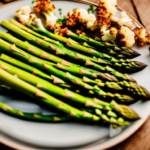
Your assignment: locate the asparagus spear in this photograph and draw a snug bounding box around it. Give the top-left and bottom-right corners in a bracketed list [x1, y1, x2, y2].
[11, 18, 139, 59]
[0, 69, 130, 126]
[66, 39, 147, 73]
[0, 82, 139, 121]
[1, 53, 148, 100]
[65, 31, 140, 58]
[0, 60, 101, 109]
[2, 51, 149, 101]
[27, 23, 139, 59]
[0, 101, 70, 122]
[10, 18, 68, 43]
[95, 79, 150, 100]
[0, 53, 77, 90]
[0, 69, 101, 122]
[82, 42, 138, 59]
[0, 39, 105, 91]
[2, 20, 135, 82]
[0, 81, 122, 119]
[8, 19, 127, 62]
[0, 60, 118, 119]
[0, 62, 140, 120]
[94, 99, 140, 120]
[0, 31, 118, 82]
[0, 40, 138, 102]
[26, 24, 131, 59]
[9, 19, 145, 73]
[6, 20, 112, 66]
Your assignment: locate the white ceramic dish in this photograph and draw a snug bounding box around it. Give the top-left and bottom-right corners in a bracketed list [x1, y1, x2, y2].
[0, 0, 150, 149]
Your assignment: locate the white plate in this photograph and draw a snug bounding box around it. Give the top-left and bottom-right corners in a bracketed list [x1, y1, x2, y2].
[0, 0, 150, 149]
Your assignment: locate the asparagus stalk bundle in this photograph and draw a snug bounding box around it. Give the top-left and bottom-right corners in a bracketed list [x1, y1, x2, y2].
[0, 40, 139, 102]
[0, 101, 70, 122]
[0, 39, 106, 92]
[11, 18, 139, 59]
[95, 79, 150, 100]
[0, 31, 118, 82]
[0, 60, 116, 119]
[9, 19, 128, 63]
[65, 39, 147, 73]
[28, 25, 135, 59]
[1, 53, 148, 100]
[82, 42, 136, 59]
[0, 69, 131, 126]
[26, 23, 140, 59]
[0, 80, 127, 120]
[0, 80, 118, 119]
[9, 20, 62, 46]
[0, 53, 77, 90]
[0, 62, 140, 121]
[9, 19, 146, 73]
[65, 30, 140, 59]
[10, 19, 70, 44]
[0, 60, 102, 110]
[1, 20, 135, 82]
[0, 69, 101, 122]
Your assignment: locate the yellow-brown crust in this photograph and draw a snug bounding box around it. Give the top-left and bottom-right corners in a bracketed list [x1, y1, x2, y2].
[134, 27, 150, 46]
[54, 22, 68, 36]
[97, 2, 108, 17]
[96, 16, 111, 27]
[59, 27, 68, 36]
[76, 29, 85, 35]
[66, 9, 79, 27]
[33, 0, 55, 13]
[116, 31, 126, 46]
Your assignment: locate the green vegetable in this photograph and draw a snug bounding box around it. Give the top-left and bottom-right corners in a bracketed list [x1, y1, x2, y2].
[0, 68, 139, 121]
[1, 53, 149, 100]
[32, 0, 36, 4]
[0, 53, 76, 90]
[66, 38, 147, 73]
[96, 79, 150, 100]
[2, 20, 135, 82]
[66, 31, 141, 59]
[82, 42, 135, 59]
[0, 69, 131, 126]
[0, 40, 137, 102]
[0, 101, 70, 122]
[0, 60, 102, 110]
[56, 18, 67, 25]
[0, 31, 118, 82]
[87, 5, 96, 14]
[0, 69, 101, 122]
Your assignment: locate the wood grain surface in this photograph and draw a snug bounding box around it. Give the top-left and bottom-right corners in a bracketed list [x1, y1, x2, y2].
[0, 0, 150, 150]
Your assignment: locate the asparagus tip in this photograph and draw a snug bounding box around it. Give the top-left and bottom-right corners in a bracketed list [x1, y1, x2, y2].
[140, 86, 150, 100]
[123, 61, 147, 73]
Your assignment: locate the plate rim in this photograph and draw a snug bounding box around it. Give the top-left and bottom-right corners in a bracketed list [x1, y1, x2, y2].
[0, 0, 150, 150]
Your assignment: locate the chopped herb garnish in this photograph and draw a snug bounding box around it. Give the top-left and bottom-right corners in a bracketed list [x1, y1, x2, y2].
[56, 18, 67, 25]
[58, 8, 62, 15]
[58, 8, 62, 11]
[72, 9, 75, 12]
[32, 0, 36, 4]
[87, 5, 96, 14]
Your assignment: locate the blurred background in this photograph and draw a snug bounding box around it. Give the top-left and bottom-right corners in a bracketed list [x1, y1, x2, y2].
[0, 0, 150, 150]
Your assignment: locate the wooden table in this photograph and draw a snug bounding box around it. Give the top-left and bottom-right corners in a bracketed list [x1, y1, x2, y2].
[0, 0, 150, 150]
